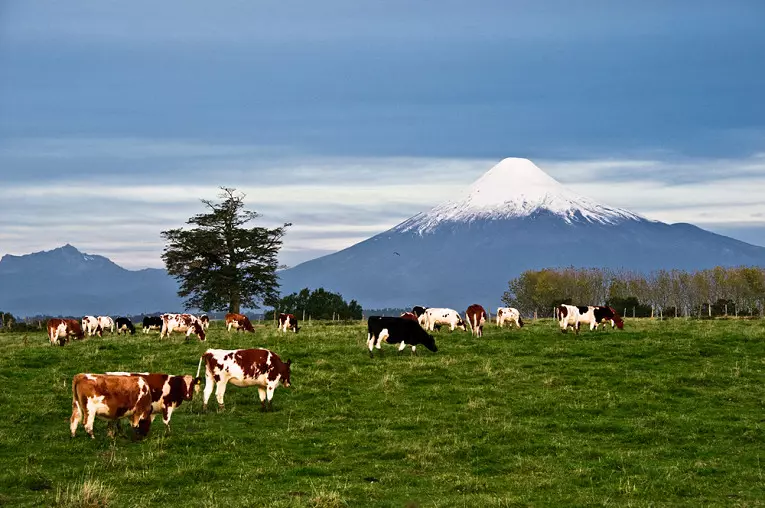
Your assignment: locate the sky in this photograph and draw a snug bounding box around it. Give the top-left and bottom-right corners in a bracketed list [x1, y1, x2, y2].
[1, 1, 764, 269]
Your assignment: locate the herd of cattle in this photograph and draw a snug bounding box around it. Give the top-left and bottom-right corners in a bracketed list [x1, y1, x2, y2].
[45, 303, 621, 439]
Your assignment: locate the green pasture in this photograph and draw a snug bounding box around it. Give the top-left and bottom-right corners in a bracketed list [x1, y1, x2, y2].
[0, 318, 763, 507]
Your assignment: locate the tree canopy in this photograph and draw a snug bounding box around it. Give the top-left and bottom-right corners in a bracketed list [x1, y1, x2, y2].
[267, 287, 363, 320]
[161, 187, 290, 313]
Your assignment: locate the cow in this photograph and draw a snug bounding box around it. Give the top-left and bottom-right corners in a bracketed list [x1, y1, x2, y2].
[594, 306, 625, 330]
[225, 313, 255, 333]
[399, 312, 419, 322]
[115, 317, 136, 335]
[160, 313, 206, 341]
[97, 316, 115, 334]
[557, 304, 581, 333]
[196, 348, 292, 412]
[142, 316, 163, 333]
[70, 373, 153, 439]
[199, 314, 210, 330]
[81, 316, 102, 337]
[411, 306, 429, 327]
[496, 307, 524, 328]
[278, 313, 299, 333]
[423, 308, 467, 332]
[367, 316, 438, 357]
[105, 372, 200, 430]
[47, 318, 85, 346]
[465, 304, 487, 338]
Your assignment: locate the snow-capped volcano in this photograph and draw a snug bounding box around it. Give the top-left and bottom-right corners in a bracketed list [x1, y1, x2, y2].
[398, 157, 644, 233]
[278, 157, 765, 310]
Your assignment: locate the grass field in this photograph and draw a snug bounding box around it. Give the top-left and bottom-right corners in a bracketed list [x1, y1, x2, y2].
[0, 317, 764, 507]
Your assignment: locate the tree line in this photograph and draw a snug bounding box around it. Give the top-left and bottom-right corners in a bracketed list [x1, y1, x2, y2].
[502, 266, 765, 318]
[265, 288, 363, 321]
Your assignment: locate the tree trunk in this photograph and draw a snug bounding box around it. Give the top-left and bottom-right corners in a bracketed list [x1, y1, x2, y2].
[229, 294, 240, 315]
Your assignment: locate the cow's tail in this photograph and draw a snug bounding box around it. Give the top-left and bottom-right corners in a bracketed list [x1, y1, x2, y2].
[195, 354, 205, 379]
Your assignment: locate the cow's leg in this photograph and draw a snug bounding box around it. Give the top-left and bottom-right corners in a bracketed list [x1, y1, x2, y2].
[202, 375, 215, 411]
[411, 345, 417, 356]
[265, 382, 277, 411]
[258, 387, 267, 411]
[70, 400, 82, 437]
[215, 378, 228, 410]
[162, 405, 174, 431]
[367, 333, 376, 357]
[84, 401, 97, 439]
[398, 341, 407, 355]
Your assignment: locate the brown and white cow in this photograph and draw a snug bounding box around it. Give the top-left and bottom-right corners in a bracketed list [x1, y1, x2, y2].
[105, 372, 200, 430]
[465, 304, 487, 337]
[197, 348, 291, 411]
[199, 314, 210, 330]
[423, 308, 467, 332]
[70, 373, 153, 439]
[81, 316, 103, 337]
[278, 313, 299, 333]
[225, 313, 255, 333]
[496, 307, 524, 328]
[576, 305, 625, 332]
[160, 313, 206, 341]
[97, 316, 115, 334]
[48, 318, 85, 346]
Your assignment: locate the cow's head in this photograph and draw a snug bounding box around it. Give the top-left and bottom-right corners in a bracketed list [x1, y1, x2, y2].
[557, 305, 568, 318]
[613, 314, 625, 330]
[517, 316, 525, 328]
[174, 375, 201, 401]
[281, 359, 292, 388]
[456, 317, 467, 331]
[133, 415, 152, 439]
[422, 334, 438, 353]
[186, 323, 206, 341]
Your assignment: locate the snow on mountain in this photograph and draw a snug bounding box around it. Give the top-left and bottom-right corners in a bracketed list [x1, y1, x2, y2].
[397, 157, 645, 233]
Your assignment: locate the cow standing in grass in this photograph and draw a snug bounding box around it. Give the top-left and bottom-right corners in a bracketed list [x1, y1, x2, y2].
[496, 307, 524, 328]
[466, 304, 487, 338]
[48, 318, 85, 346]
[225, 313, 255, 333]
[367, 316, 438, 357]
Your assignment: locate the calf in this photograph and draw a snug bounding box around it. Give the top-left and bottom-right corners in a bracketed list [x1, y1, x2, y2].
[81, 316, 102, 337]
[142, 316, 163, 333]
[465, 304, 487, 337]
[197, 348, 292, 411]
[423, 308, 467, 332]
[199, 314, 210, 330]
[97, 316, 115, 334]
[70, 373, 153, 439]
[278, 313, 299, 333]
[225, 313, 255, 333]
[496, 307, 524, 328]
[161, 313, 206, 341]
[367, 316, 438, 357]
[47, 318, 85, 346]
[115, 317, 136, 335]
[105, 372, 200, 430]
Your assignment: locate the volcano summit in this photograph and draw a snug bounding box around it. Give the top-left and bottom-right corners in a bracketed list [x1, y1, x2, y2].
[278, 158, 765, 310]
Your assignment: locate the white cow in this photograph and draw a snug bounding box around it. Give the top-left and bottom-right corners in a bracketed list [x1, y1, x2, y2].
[557, 304, 583, 333]
[97, 316, 114, 334]
[160, 313, 206, 341]
[423, 308, 467, 332]
[496, 307, 524, 328]
[81, 316, 102, 337]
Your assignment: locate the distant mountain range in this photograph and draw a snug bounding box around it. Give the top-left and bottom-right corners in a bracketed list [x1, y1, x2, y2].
[0, 244, 183, 317]
[4, 158, 765, 316]
[277, 158, 765, 310]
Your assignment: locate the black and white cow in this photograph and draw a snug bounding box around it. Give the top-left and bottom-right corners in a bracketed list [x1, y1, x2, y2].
[594, 306, 624, 330]
[115, 317, 136, 335]
[367, 316, 438, 357]
[423, 308, 467, 332]
[142, 316, 163, 334]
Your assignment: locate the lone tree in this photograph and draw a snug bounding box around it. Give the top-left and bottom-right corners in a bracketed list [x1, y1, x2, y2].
[161, 187, 290, 314]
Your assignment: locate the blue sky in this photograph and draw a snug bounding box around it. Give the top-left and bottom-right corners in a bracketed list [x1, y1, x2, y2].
[1, 1, 764, 268]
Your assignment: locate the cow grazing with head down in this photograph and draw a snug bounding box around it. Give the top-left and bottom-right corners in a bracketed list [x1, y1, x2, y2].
[496, 307, 524, 328]
[48, 318, 85, 346]
[367, 316, 438, 357]
[278, 313, 299, 333]
[225, 313, 255, 333]
[557, 304, 581, 333]
[115, 317, 136, 335]
[105, 372, 200, 430]
[466, 304, 487, 337]
[81, 316, 102, 337]
[142, 316, 163, 333]
[160, 313, 206, 341]
[197, 348, 292, 412]
[97, 316, 114, 334]
[594, 306, 624, 330]
[70, 373, 153, 439]
[423, 308, 467, 332]
[199, 314, 210, 330]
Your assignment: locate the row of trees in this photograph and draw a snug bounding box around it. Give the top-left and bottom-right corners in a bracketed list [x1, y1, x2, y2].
[502, 266, 765, 318]
[266, 288, 363, 321]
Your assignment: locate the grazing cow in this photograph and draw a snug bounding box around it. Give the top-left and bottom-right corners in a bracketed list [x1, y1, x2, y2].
[423, 308, 467, 332]
[496, 307, 524, 328]
[197, 348, 292, 411]
[367, 316, 438, 357]
[70, 373, 153, 439]
[399, 312, 419, 322]
[81, 316, 102, 337]
[225, 313, 255, 333]
[97, 316, 115, 334]
[160, 313, 206, 341]
[557, 304, 581, 333]
[278, 313, 299, 333]
[142, 316, 163, 333]
[465, 304, 487, 337]
[105, 372, 200, 430]
[115, 317, 136, 335]
[199, 314, 210, 330]
[594, 306, 624, 330]
[47, 318, 85, 346]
